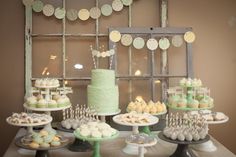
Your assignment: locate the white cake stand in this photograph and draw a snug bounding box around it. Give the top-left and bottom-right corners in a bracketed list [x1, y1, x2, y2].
[113, 114, 159, 155]
[191, 116, 229, 152]
[24, 103, 71, 133]
[97, 109, 121, 122]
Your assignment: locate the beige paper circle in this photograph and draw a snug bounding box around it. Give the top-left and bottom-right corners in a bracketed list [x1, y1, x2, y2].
[172, 35, 183, 47]
[159, 38, 170, 50]
[90, 7, 101, 19]
[32, 0, 44, 13]
[78, 9, 90, 21]
[22, 0, 34, 6]
[121, 0, 133, 6]
[43, 4, 54, 17]
[112, 0, 124, 12]
[109, 30, 121, 43]
[184, 31, 196, 43]
[101, 4, 113, 16]
[133, 37, 145, 50]
[66, 9, 78, 21]
[121, 34, 133, 46]
[54, 7, 66, 19]
[146, 38, 158, 51]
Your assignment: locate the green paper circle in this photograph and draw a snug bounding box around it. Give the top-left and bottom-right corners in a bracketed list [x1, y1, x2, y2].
[66, 9, 78, 21]
[32, 0, 44, 13]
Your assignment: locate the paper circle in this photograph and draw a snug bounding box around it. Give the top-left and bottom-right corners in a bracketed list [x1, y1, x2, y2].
[54, 7, 66, 19]
[22, 0, 34, 6]
[43, 4, 54, 17]
[133, 37, 145, 50]
[121, 0, 133, 6]
[90, 7, 101, 19]
[184, 31, 196, 43]
[159, 38, 170, 50]
[109, 30, 121, 43]
[66, 9, 78, 21]
[32, 0, 44, 13]
[172, 35, 183, 47]
[78, 9, 90, 21]
[121, 34, 133, 46]
[112, 0, 124, 12]
[101, 4, 113, 16]
[146, 38, 158, 51]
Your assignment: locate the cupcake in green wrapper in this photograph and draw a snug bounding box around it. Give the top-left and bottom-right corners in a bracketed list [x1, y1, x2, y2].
[37, 99, 48, 108]
[188, 99, 199, 109]
[168, 95, 180, 107]
[199, 98, 209, 108]
[26, 96, 37, 108]
[48, 100, 57, 108]
[177, 98, 187, 108]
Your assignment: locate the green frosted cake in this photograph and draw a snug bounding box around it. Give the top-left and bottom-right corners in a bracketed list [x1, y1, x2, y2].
[87, 69, 119, 114]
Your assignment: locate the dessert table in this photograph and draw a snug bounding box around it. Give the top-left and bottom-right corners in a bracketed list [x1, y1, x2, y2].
[3, 128, 235, 157]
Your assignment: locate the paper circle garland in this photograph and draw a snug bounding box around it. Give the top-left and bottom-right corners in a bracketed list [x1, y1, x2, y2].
[112, 0, 124, 12]
[54, 8, 66, 19]
[121, 0, 133, 6]
[22, 0, 34, 6]
[121, 34, 133, 46]
[146, 38, 158, 51]
[90, 7, 101, 19]
[66, 9, 78, 21]
[133, 37, 145, 50]
[43, 4, 54, 17]
[109, 30, 121, 43]
[32, 0, 44, 13]
[172, 35, 183, 47]
[78, 9, 90, 21]
[159, 38, 170, 50]
[101, 4, 113, 17]
[184, 31, 196, 43]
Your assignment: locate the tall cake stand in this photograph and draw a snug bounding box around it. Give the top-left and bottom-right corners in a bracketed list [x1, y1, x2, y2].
[24, 104, 71, 133]
[158, 132, 210, 157]
[113, 114, 159, 155]
[191, 116, 229, 152]
[56, 123, 93, 152]
[15, 136, 70, 157]
[74, 130, 119, 157]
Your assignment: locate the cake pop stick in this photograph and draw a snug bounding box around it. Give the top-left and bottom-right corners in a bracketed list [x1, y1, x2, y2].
[90, 45, 97, 69]
[62, 109, 66, 120]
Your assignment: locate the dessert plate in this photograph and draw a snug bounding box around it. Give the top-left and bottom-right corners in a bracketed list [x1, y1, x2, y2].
[32, 0, 44, 13]
[43, 4, 54, 17]
[121, 0, 133, 6]
[6, 116, 52, 127]
[112, 0, 124, 12]
[159, 37, 170, 50]
[146, 38, 158, 51]
[109, 30, 121, 42]
[133, 37, 145, 49]
[90, 7, 101, 19]
[66, 9, 78, 21]
[78, 9, 90, 21]
[172, 35, 183, 47]
[184, 31, 196, 43]
[54, 7, 66, 19]
[101, 4, 113, 16]
[121, 34, 133, 46]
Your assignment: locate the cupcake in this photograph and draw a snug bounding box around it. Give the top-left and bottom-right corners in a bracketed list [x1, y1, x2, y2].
[51, 141, 61, 147]
[57, 98, 67, 107]
[48, 100, 58, 108]
[186, 78, 192, 87]
[40, 143, 50, 148]
[179, 78, 187, 86]
[192, 78, 198, 87]
[188, 99, 199, 108]
[26, 96, 37, 107]
[29, 142, 40, 149]
[199, 98, 209, 108]
[37, 99, 48, 108]
[169, 95, 180, 107]
[177, 98, 187, 108]
[53, 94, 61, 101]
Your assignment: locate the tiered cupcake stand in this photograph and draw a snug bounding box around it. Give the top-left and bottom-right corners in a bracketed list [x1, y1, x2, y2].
[113, 114, 159, 155]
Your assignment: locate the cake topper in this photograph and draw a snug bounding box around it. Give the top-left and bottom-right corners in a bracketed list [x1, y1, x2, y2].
[89, 45, 116, 69]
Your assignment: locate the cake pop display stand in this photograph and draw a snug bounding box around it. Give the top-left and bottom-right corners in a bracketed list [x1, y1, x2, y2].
[56, 123, 93, 152]
[74, 131, 119, 157]
[24, 104, 71, 134]
[113, 114, 159, 155]
[158, 132, 210, 157]
[15, 136, 70, 157]
[191, 116, 229, 152]
[125, 138, 157, 157]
